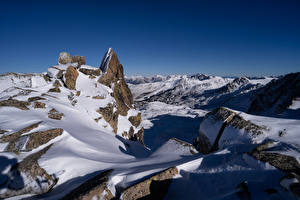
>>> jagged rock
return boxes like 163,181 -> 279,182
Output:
76,91 -> 81,96
99,48 -> 133,116
64,66 -> 79,90
28,96 -> 46,102
193,132 -> 211,154
113,80 -> 133,116
128,113 -> 141,128
0,99 -> 30,110
58,52 -> 73,64
72,55 -> 86,66
34,102 -> 46,109
48,108 -> 64,120
248,72 -> 300,115
97,103 -> 119,133
0,145 -> 57,198
48,87 -> 61,93
79,67 -> 101,76
121,167 -> 178,200
53,80 -> 62,87
0,121 -> 42,152
61,170 -> 113,200
25,128 -> 63,151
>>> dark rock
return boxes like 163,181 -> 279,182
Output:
236,181 -> 251,200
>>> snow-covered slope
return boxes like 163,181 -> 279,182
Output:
1,50 -> 300,200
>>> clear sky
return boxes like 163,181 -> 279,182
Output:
0,0 -> 299,76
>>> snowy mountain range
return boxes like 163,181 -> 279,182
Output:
0,49 -> 300,200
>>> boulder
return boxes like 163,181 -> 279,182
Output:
0,99 -> 30,110
72,55 -> 85,66
58,52 -> 73,64
97,103 -> 119,133
128,113 -> 141,127
64,66 -> 79,90
34,102 -> 46,109
48,108 -> 64,120
79,67 -> 101,76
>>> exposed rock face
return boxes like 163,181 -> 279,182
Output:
58,52 -> 73,64
65,66 -> 79,90
79,67 -> 101,76
48,108 -> 64,120
97,103 -> 119,133
53,80 -> 62,87
0,145 -> 57,199
1,122 -> 42,153
194,107 -> 266,153
0,99 -> 30,110
121,167 -> 178,200
248,72 -> 300,115
34,101 -> 46,109
61,170 -> 113,200
48,87 -> 61,93
28,96 -> 46,102
128,113 -> 141,127
99,48 -> 133,116
25,128 -> 63,151
73,55 -> 86,66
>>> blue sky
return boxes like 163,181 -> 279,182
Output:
0,0 -> 299,76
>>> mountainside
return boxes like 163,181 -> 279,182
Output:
1,50 -> 300,200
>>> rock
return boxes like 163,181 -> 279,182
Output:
72,55 -> 86,66
1,122 -> 42,152
61,170 -> 113,200
64,66 -> 79,90
92,95 -> 105,99
79,68 -> 101,76
28,96 -> 46,102
113,80 -> 133,116
97,103 -> 119,133
98,48 -> 134,116
25,128 -> 63,151
193,107 -> 266,153
58,52 -> 73,64
76,91 -> 81,96
53,80 -> 62,87
48,87 -> 61,93
248,72 -> 300,115
0,99 -> 30,110
236,181 -> 251,200
128,113 -> 141,128
48,108 -> 64,120
34,102 -> 46,109
121,167 -> 178,200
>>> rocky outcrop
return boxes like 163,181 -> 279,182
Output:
121,167 -> 178,200
72,55 -> 86,66
61,170 -> 113,200
0,145 -> 57,199
194,107 -> 266,153
97,103 -> 119,133
48,108 -> 64,120
58,52 -> 73,64
79,67 -> 101,76
0,99 -> 30,110
64,66 -> 79,90
25,128 -> 63,151
248,72 -> 300,115
28,96 -> 46,102
48,87 -> 61,93
99,48 -> 133,116
128,113 -> 141,128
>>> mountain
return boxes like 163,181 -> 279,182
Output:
1,49 -> 300,199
